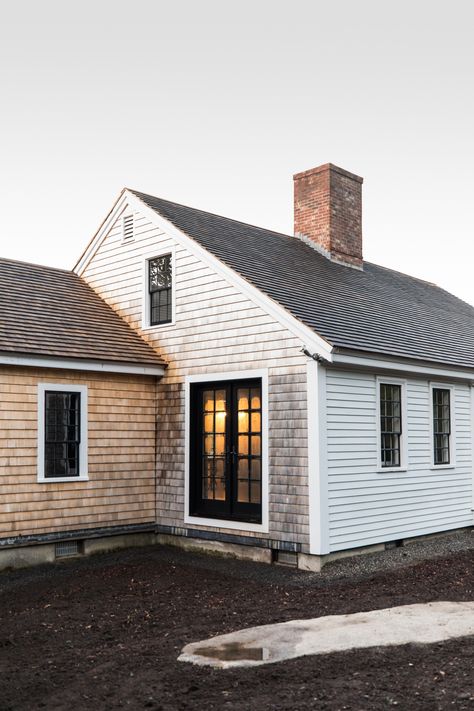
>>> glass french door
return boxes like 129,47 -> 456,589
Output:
189,379 -> 262,523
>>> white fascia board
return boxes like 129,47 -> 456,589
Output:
0,353 -> 165,376
76,189 -> 333,361
73,191 -> 129,274
332,352 -> 474,383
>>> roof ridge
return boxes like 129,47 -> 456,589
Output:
128,189 -> 296,242
130,189 -> 465,300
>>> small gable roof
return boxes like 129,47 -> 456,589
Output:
131,190 -> 474,370
0,258 -> 164,369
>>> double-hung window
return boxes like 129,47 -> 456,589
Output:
432,387 -> 452,466
148,253 -> 173,326
38,384 -> 88,482
379,381 -> 404,469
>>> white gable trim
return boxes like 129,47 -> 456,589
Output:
74,190 -> 333,361
74,190 -> 130,274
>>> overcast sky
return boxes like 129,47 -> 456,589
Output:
1,0 -> 473,304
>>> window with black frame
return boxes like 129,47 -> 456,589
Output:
44,391 -> 81,478
432,388 -> 451,465
380,383 -> 402,468
149,254 -> 172,325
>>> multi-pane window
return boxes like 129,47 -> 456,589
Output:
149,254 -> 172,325
433,388 -> 451,465
44,391 -> 81,478
380,383 -> 402,468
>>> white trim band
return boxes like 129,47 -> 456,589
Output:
0,353 -> 165,376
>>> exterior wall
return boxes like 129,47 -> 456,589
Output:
80,208 -> 310,550
0,366 -> 156,540
324,368 -> 473,552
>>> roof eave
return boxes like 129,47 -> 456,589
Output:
0,351 -> 166,377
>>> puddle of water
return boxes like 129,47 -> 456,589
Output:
197,643 -> 267,662
178,601 -> 474,668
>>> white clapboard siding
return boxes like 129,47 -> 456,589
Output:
325,369 -> 473,551
81,205 -> 309,548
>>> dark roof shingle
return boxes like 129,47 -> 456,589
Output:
132,190 -> 474,370
0,258 -> 164,368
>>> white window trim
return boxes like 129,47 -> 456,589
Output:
121,213 -> 135,244
37,383 -> 88,483
429,382 -> 456,470
141,246 -> 176,331
376,376 -> 407,473
184,368 -> 269,534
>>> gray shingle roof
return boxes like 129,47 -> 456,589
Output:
132,190 -> 474,370
0,258 -> 164,368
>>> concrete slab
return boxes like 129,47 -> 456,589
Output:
178,601 -> 474,668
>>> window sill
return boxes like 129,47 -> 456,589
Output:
430,464 -> 456,471
37,476 -> 89,484
377,467 -> 407,474
141,321 -> 175,332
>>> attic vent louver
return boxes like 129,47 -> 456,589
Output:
122,214 -> 134,241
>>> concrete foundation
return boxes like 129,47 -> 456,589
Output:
156,533 -> 273,564
0,543 -> 56,571
1,526 -> 471,574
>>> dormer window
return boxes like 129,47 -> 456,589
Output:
149,254 -> 172,325
122,214 -> 134,241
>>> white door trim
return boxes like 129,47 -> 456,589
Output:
184,368 -> 269,534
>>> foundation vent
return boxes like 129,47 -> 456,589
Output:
273,550 -> 298,567
55,540 -> 82,558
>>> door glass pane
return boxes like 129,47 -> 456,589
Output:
251,412 -> 261,432
215,458 -> 225,477
204,414 -> 214,433
238,435 -> 248,455
204,435 -> 214,454
251,435 -> 261,456
238,480 -> 249,502
238,458 -> 249,477
250,389 -> 261,409
238,389 -> 249,410
215,411 -> 226,433
202,478 -> 212,499
215,390 -> 226,411
203,391 -> 214,411
251,458 -> 261,479
215,434 -> 225,455
238,412 -> 249,432
214,478 -> 226,501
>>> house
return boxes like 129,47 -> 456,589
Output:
1,163 -> 473,571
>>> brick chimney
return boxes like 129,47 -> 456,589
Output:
293,163 -> 363,269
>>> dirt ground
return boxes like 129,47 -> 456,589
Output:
0,542 -> 473,711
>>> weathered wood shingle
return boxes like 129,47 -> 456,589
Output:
0,258 -> 164,367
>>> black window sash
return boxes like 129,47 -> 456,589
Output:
380,383 -> 402,468
149,255 -> 172,325
44,391 -> 81,478
432,388 -> 451,465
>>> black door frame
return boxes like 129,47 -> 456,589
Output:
189,377 -> 263,524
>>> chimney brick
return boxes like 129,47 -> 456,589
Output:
293,163 -> 363,268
